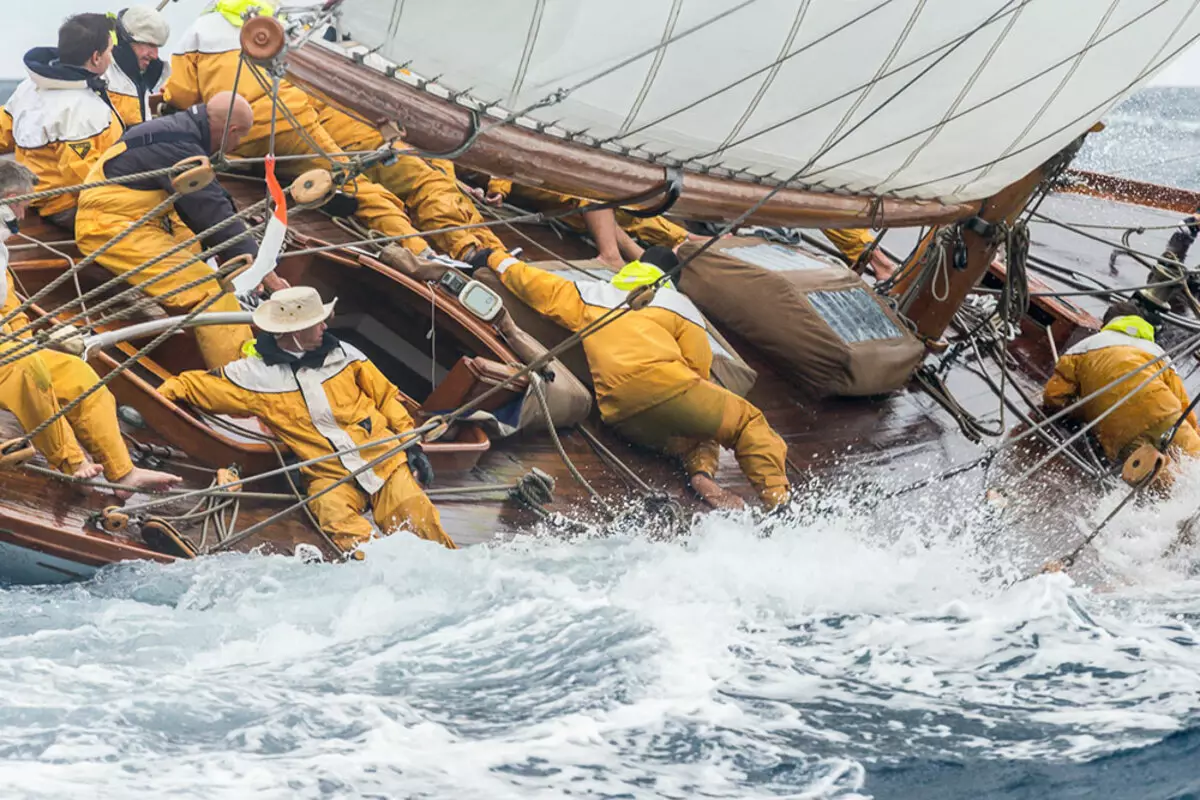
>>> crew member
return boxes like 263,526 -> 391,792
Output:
0,14 -> 125,229
105,6 -> 171,126
310,99 -> 509,261
158,286 -> 457,552
475,245 -> 791,509
1044,301 -> 1200,462
163,1 -> 433,257
0,160 -> 180,494
75,93 -> 285,369
823,228 -> 899,280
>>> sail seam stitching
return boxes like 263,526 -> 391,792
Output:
958,0 -> 1123,195
713,0 -> 812,162
509,0 -> 547,104
618,0 -> 684,136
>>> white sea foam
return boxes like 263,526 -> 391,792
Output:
0,482 -> 1198,799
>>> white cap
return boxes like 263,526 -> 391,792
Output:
252,286 -> 337,334
119,6 -> 170,47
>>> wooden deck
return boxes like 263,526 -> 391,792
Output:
0,181 -> 1187,577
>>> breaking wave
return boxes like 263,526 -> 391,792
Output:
1,468 -> 1199,799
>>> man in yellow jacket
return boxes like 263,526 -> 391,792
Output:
76,93 -> 284,370
159,286 -> 456,552
0,14 -> 125,229
1044,301 -> 1200,462
476,245 -> 790,509
163,1 -> 432,258
0,160 -> 179,494
105,6 -> 172,126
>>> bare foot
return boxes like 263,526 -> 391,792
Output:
113,467 -> 183,499
690,473 -> 746,510
72,462 -> 104,482
595,251 -> 625,271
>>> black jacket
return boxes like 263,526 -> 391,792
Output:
102,106 -> 257,261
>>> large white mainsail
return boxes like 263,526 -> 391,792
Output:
331,0 -> 1200,204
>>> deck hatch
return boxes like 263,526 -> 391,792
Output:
808,288 -> 905,343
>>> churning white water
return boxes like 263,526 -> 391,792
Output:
2,472 -> 1200,799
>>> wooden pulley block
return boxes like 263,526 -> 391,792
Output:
1122,442 -> 1168,488
171,155 -> 215,194
627,285 -> 657,310
289,169 -> 335,206
240,15 -> 287,63
216,466 -> 241,491
99,506 -> 130,534
217,254 -> 255,293
142,517 -> 197,559
0,438 -> 35,470
422,417 -> 449,442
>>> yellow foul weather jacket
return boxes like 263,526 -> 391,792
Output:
487,254 -> 713,423
164,5 -> 318,146
159,334 -> 419,492
1043,328 -> 1198,460
5,47 -> 124,217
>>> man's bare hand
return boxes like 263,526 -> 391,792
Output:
260,271 -> 290,294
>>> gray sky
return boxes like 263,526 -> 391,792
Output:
8,3 -> 1200,85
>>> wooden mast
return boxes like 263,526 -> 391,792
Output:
286,43 -> 980,230
885,161 -> 1060,342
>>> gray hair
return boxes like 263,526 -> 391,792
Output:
0,160 -> 37,197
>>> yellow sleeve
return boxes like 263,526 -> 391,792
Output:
487,177 -> 512,199
1043,355 -> 1080,409
673,318 -> 713,380
428,158 -> 455,179
492,257 -> 590,332
162,52 -> 202,111
1164,368 -> 1198,430
355,360 -> 415,433
54,140 -> 99,189
2,270 -> 31,336
823,228 -> 874,262
0,108 -> 13,155
159,369 -> 259,416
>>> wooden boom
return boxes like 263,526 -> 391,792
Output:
286,44 -> 980,230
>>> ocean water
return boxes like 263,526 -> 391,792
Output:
1077,86 -> 1200,190
4,459 -> 1200,799
2,87 -> 1200,799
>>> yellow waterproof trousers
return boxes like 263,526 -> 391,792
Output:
75,208 -> 249,370
40,350 -> 134,481
0,348 -> 86,475
234,126 -> 431,256
365,157 -> 507,259
307,463 -> 457,552
612,379 -> 790,507
509,185 -> 690,247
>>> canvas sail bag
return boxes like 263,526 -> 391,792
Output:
677,237 -> 924,396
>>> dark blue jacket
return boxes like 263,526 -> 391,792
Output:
101,106 -> 257,261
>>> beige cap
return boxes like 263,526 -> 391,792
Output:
120,6 -> 170,47
252,286 -> 337,334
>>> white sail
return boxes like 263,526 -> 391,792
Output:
332,0 -> 1200,204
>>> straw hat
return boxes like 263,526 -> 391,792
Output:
119,7 -> 171,47
252,286 -> 337,334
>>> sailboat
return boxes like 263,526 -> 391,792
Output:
1,0 -> 1197,584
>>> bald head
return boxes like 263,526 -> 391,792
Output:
205,92 -> 254,154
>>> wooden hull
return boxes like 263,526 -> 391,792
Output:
0,171 -> 1162,584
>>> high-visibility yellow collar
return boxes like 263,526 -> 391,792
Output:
212,0 -> 276,28
1102,314 -> 1156,343
611,260 -> 674,291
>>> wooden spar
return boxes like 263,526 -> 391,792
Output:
887,163 -> 1050,342
285,44 -> 980,230
1062,169 -> 1200,215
